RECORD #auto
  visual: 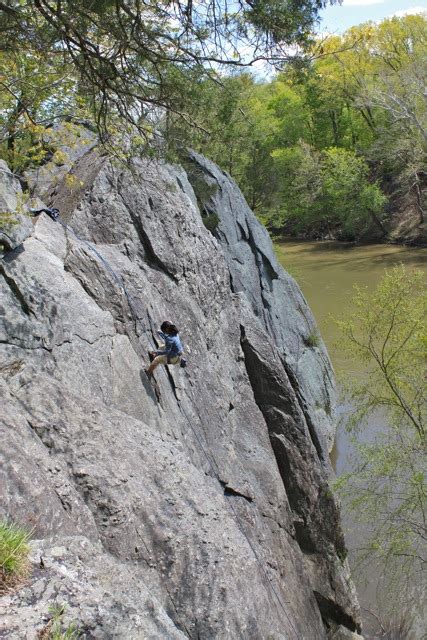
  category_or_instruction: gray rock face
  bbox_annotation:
[0,160,34,253]
[185,151,337,454]
[1,147,360,639]
[1,537,188,640]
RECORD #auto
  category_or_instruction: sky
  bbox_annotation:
[318,0,427,33]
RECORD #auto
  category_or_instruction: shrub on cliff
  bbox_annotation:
[39,603,80,640]
[0,520,31,593]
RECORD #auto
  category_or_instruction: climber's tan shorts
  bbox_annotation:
[152,354,180,366]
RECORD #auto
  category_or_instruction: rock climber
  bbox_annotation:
[145,321,185,377]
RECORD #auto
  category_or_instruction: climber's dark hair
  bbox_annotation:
[168,324,179,336]
[161,320,173,333]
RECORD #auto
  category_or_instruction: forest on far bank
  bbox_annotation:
[171,14,427,242]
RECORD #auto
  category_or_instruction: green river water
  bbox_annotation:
[276,240,427,638]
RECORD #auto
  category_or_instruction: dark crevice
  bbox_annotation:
[261,512,294,538]
[163,583,192,639]
[220,481,254,503]
[240,322,356,634]
[246,224,279,290]
[194,153,326,468]
[279,356,326,465]
[27,419,54,451]
[314,592,361,635]
[236,220,249,241]
[166,366,180,403]
[239,323,348,559]
[175,177,185,193]
[186,154,221,185]
[229,270,235,293]
[0,230,21,253]
[0,263,35,317]
[267,431,316,554]
[128,209,178,282]
[1,244,25,262]
[0,339,52,353]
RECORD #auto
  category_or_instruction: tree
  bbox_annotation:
[268,141,322,231]
[335,266,426,590]
[0,47,85,170]
[355,16,427,222]
[0,0,333,151]
[265,143,386,238]
[320,147,386,239]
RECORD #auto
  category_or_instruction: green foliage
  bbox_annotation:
[181,160,219,210]
[44,604,80,639]
[202,213,220,235]
[0,43,88,171]
[304,331,320,348]
[267,143,386,238]
[1,5,422,238]
[0,520,30,589]
[335,266,426,585]
[182,160,220,233]
[322,148,386,239]
[0,211,18,229]
[0,0,328,160]
[169,14,425,240]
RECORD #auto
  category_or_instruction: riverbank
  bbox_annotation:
[273,224,427,248]
[270,186,427,248]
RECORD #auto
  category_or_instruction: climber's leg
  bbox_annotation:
[145,354,167,376]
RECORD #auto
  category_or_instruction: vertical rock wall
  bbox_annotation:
[1,146,360,639]
[184,151,337,456]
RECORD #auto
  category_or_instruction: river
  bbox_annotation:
[275,240,427,638]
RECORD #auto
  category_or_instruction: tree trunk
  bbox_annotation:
[329,110,339,145]
[6,95,25,171]
[413,178,425,224]
[369,210,387,235]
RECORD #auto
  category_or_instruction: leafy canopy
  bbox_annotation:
[170,14,426,239]
[0,0,332,151]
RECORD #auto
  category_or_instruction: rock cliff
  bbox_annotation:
[0,145,361,639]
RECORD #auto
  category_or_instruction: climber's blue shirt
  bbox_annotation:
[157,332,183,357]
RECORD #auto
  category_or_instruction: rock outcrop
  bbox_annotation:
[0,161,33,253]
[0,143,360,639]
[184,151,337,455]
